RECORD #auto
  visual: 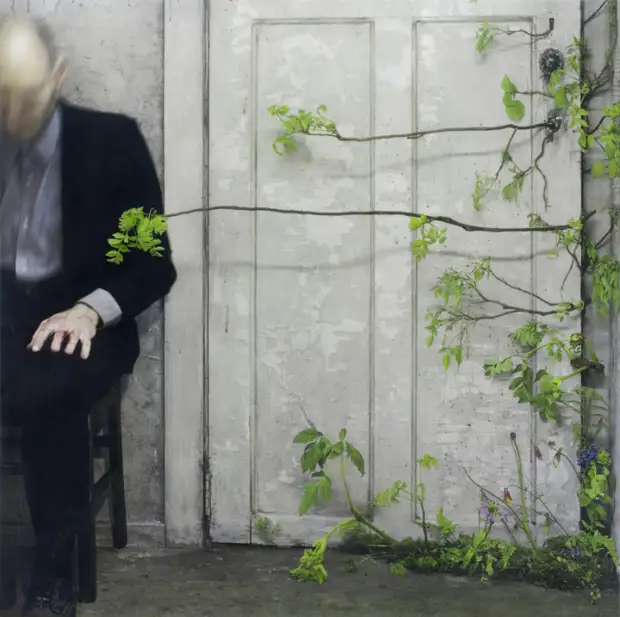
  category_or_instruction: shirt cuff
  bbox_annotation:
[78,288,123,327]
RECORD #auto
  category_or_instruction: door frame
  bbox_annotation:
[163,0,207,546]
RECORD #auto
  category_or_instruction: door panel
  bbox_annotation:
[208,0,581,544]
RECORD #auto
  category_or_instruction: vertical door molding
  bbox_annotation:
[163,0,206,546]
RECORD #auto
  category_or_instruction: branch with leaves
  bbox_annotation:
[267,102,555,154]
[475,18,555,54]
[106,204,597,266]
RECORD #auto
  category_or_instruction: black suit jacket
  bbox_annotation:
[59,100,177,372]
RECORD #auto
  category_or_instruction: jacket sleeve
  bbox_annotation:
[96,118,177,319]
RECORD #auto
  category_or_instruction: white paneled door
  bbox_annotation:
[207,0,581,544]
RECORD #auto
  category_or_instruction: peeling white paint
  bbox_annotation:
[378,50,411,92]
[302,217,356,257]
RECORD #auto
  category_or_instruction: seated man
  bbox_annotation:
[0,15,177,616]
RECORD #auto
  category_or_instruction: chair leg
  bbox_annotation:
[77,417,97,603]
[108,392,128,550]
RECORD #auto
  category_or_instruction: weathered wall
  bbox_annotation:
[1,0,166,545]
[583,0,614,444]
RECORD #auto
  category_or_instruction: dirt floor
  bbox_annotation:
[1,545,618,616]
[56,546,620,617]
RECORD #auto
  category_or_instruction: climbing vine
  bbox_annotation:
[110,2,619,602]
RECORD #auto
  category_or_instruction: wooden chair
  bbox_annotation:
[0,381,128,603]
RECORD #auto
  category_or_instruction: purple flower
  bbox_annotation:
[577,443,599,470]
[480,504,494,523]
[479,499,509,524]
[561,547,581,560]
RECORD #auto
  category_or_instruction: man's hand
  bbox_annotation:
[28,304,100,360]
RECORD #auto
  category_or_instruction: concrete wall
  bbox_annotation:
[583,0,614,446]
[1,0,167,545]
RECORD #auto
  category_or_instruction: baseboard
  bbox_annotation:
[96,521,166,547]
[1,521,166,548]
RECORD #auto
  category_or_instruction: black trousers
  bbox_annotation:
[0,274,125,578]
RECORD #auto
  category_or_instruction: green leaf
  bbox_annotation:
[273,135,298,155]
[301,445,318,473]
[388,562,407,576]
[410,239,429,261]
[504,98,525,121]
[501,75,517,95]
[338,428,347,442]
[502,179,522,201]
[436,507,457,538]
[299,482,319,515]
[553,86,570,108]
[483,357,514,377]
[409,216,424,230]
[373,480,408,507]
[346,442,365,476]
[418,454,439,470]
[329,441,344,458]
[453,346,463,366]
[118,208,142,232]
[293,428,322,444]
[475,21,493,53]
[316,475,333,504]
[105,250,123,264]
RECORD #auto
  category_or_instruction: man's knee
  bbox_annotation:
[6,332,123,425]
[14,356,109,430]
[15,352,82,415]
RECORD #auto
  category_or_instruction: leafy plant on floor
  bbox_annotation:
[287,427,617,601]
[254,516,283,544]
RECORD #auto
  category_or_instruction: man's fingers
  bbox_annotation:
[50,330,66,353]
[79,336,92,360]
[29,324,54,352]
[63,332,80,356]
[28,313,95,358]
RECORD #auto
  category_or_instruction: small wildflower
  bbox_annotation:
[503,488,513,503]
[480,503,494,523]
[561,547,581,561]
[577,443,599,470]
[480,498,501,524]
